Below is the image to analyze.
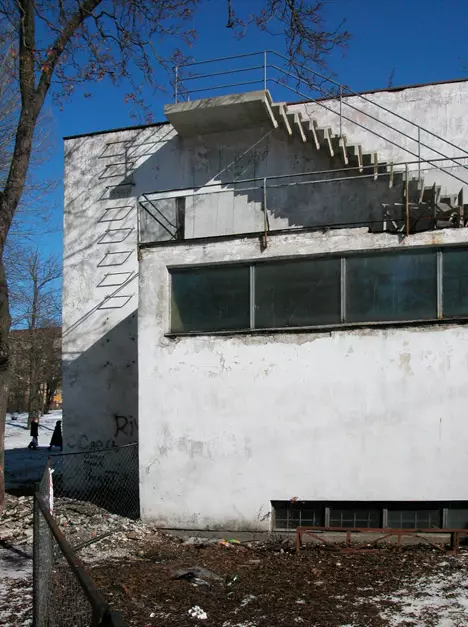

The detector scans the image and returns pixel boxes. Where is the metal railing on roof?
[173,51,468,189]
[137,154,468,245]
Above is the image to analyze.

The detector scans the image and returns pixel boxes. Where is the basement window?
[329,505,381,529]
[387,507,441,529]
[271,502,461,531]
[272,501,323,530]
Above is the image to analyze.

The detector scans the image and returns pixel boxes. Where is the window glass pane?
[446,507,468,529]
[443,248,468,317]
[330,507,380,528]
[272,501,323,530]
[255,258,341,328]
[346,251,437,323]
[171,265,250,332]
[387,509,441,529]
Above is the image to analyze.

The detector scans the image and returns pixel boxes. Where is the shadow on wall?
[108,122,405,238]
[62,311,138,453]
[60,312,139,515]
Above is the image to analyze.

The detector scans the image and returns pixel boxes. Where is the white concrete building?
[63,54,468,531]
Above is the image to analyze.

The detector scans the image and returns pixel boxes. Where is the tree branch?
[36,0,103,102]
[17,0,35,104]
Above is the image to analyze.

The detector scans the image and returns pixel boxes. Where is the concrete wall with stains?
[64,79,468,524]
[63,120,344,453]
[139,227,468,529]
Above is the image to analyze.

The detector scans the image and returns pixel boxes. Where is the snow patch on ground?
[379,556,468,626]
[1,411,62,626]
[4,410,61,491]
[0,578,32,627]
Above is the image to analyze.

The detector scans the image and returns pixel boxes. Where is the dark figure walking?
[28,418,39,450]
[49,420,63,451]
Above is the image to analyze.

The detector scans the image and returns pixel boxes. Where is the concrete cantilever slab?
[164,90,278,136]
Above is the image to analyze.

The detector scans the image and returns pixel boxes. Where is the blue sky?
[33,0,468,259]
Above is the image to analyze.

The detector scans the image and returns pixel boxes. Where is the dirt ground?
[91,534,468,627]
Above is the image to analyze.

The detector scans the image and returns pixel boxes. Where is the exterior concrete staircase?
[163,89,468,237]
[269,97,466,233]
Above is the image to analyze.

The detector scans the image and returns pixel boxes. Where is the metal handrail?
[268,75,468,187]
[138,153,468,201]
[175,50,468,158]
[138,156,464,245]
[270,66,468,172]
[269,50,468,158]
[174,50,468,187]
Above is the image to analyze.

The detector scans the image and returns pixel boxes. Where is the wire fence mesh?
[49,443,139,546]
[33,492,124,626]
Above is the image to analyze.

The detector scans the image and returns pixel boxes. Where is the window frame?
[167,244,468,336]
[271,501,468,531]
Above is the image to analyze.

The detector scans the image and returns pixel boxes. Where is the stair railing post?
[263,51,267,91]
[339,85,343,138]
[417,126,421,179]
[262,177,269,249]
[405,163,410,236]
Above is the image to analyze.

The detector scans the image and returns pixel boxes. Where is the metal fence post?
[174,65,178,103]
[101,608,126,627]
[263,51,267,91]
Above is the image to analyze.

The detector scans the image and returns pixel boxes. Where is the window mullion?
[437,250,443,319]
[250,264,256,330]
[341,257,347,323]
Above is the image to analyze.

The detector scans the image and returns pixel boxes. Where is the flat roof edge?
[290,76,468,107]
[63,119,169,141]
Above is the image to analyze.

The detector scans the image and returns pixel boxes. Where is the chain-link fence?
[49,443,139,546]
[33,492,125,626]
[33,444,139,625]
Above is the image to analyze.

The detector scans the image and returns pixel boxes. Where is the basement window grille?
[329,506,381,529]
[272,502,468,531]
[272,501,323,530]
[387,508,441,529]
[169,245,468,334]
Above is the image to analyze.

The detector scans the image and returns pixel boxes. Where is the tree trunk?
[0,257,11,514]
[44,379,59,415]
[27,274,39,426]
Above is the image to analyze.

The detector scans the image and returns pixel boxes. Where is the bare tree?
[0,0,348,508]
[7,248,60,423]
[8,326,61,415]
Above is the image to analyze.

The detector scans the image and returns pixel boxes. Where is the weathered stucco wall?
[62,121,339,450]
[63,129,142,451]
[64,79,468,525]
[138,228,468,529]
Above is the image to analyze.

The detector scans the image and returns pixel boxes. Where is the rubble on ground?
[0,492,159,627]
[0,493,158,552]
[0,494,34,546]
[91,540,468,627]
[4,492,468,626]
